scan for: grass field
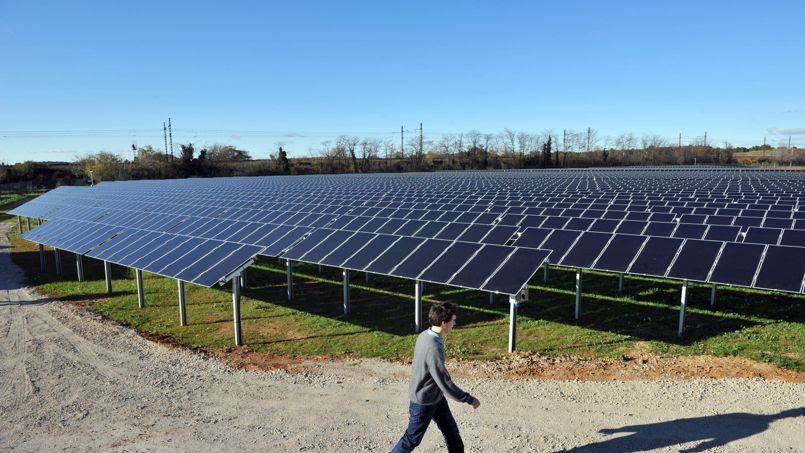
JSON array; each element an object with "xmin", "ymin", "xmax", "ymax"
[{"xmin": 7, "ymin": 211, "xmax": 804, "ymax": 371}]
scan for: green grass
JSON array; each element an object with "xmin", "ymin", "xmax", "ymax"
[{"xmin": 9, "ymin": 229, "xmax": 804, "ymax": 371}]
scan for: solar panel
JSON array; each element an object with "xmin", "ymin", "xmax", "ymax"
[
  {"xmin": 779, "ymin": 229, "xmax": 805, "ymax": 247},
  {"xmin": 448, "ymin": 244, "xmax": 513, "ymax": 288},
  {"xmin": 513, "ymin": 227, "xmax": 551, "ymax": 248},
  {"xmin": 319, "ymin": 232, "xmax": 376, "ymax": 267},
  {"xmin": 364, "ymin": 236, "xmax": 426, "ymax": 274},
  {"xmin": 389, "ymin": 238, "xmax": 453, "ymax": 279},
  {"xmin": 628, "ymin": 236, "xmax": 684, "ymax": 277},
  {"xmin": 752, "ymin": 245, "xmax": 805, "ymax": 293},
  {"xmin": 418, "ymin": 241, "xmax": 483, "ymax": 283},
  {"xmin": 672, "ymin": 223, "xmax": 707, "ymax": 239},
  {"xmin": 342, "ymin": 234, "xmax": 400, "ymax": 270},
  {"xmin": 704, "ymin": 225, "xmax": 740, "ymax": 241},
  {"xmin": 559, "ymin": 231, "xmax": 612, "ymax": 268},
  {"xmin": 539, "ymin": 229, "xmax": 582, "ymax": 263},
  {"xmin": 591, "ymin": 234, "xmax": 647, "ymax": 272},
  {"xmin": 743, "ymin": 227, "xmax": 782, "ymax": 245},
  {"xmin": 708, "ymin": 242, "xmax": 765, "ymax": 287},
  {"xmin": 666, "ymin": 239, "xmax": 723, "ymax": 282},
  {"xmin": 482, "ymin": 247, "xmax": 552, "ymax": 294}
]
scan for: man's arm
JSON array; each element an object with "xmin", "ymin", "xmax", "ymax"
[{"xmin": 425, "ymin": 343, "xmax": 477, "ymax": 405}]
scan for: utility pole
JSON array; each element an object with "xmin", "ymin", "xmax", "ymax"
[
  {"xmin": 789, "ymin": 136, "xmax": 792, "ymax": 151},
  {"xmin": 678, "ymin": 133, "xmax": 682, "ymax": 148},
  {"xmin": 168, "ymin": 117, "xmax": 174, "ymax": 161},
  {"xmin": 586, "ymin": 127, "xmax": 591, "ymax": 152},
  {"xmin": 419, "ymin": 122, "xmax": 423, "ymax": 158},
  {"xmin": 400, "ymin": 125, "xmax": 404, "ymax": 160},
  {"xmin": 704, "ymin": 131, "xmax": 707, "ymax": 147},
  {"xmin": 163, "ymin": 122, "xmax": 169, "ymax": 161}
]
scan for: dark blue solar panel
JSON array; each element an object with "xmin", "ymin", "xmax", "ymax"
[
  {"xmin": 513, "ymin": 227, "xmax": 551, "ymax": 248},
  {"xmin": 743, "ymin": 227, "xmax": 782, "ymax": 245},
  {"xmin": 103, "ymin": 231, "xmax": 163, "ymax": 263},
  {"xmin": 540, "ymin": 229, "xmax": 582, "ymax": 263},
  {"xmin": 704, "ymin": 225, "xmax": 740, "ymax": 242},
  {"xmin": 481, "ymin": 225, "xmax": 518, "ymax": 244},
  {"xmin": 589, "ymin": 219, "xmax": 619, "ymax": 233},
  {"xmin": 457, "ymin": 224, "xmax": 492, "ymax": 242},
  {"xmin": 448, "ymin": 244, "xmax": 512, "ymax": 288},
  {"xmin": 389, "ymin": 238, "xmax": 453, "ymax": 279},
  {"xmin": 672, "ymin": 223, "xmax": 707, "ymax": 239},
  {"xmin": 375, "ymin": 218, "xmax": 406, "ymax": 234},
  {"xmin": 414, "ymin": 221, "xmax": 448, "ymax": 238},
  {"xmin": 666, "ymin": 239, "xmax": 722, "ymax": 282},
  {"xmin": 357, "ymin": 217, "xmax": 390, "ymax": 232},
  {"xmin": 239, "ymin": 223, "xmax": 280, "ymax": 245},
  {"xmin": 434, "ymin": 222, "xmax": 469, "ymax": 240},
  {"xmin": 117, "ymin": 233, "xmax": 173, "ymax": 266},
  {"xmin": 262, "ymin": 227, "xmax": 312, "ymax": 256},
  {"xmin": 87, "ymin": 229, "xmax": 142, "ymax": 261},
  {"xmin": 319, "ymin": 232, "xmax": 376, "ymax": 267},
  {"xmin": 297, "ymin": 230, "xmax": 355, "ymax": 263},
  {"xmin": 708, "ymin": 242, "xmax": 765, "ymax": 287},
  {"xmin": 753, "ymin": 245, "xmax": 805, "ymax": 293},
  {"xmin": 762, "ymin": 218, "xmax": 794, "ymax": 229},
  {"xmin": 628, "ymin": 236, "xmax": 683, "ymax": 277},
  {"xmin": 565, "ymin": 217, "xmax": 595, "ymax": 231},
  {"xmin": 644, "ymin": 222, "xmax": 676, "ymax": 237},
  {"xmin": 191, "ymin": 244, "xmax": 262, "ymax": 286},
  {"xmin": 342, "ymin": 234, "xmax": 400, "ymax": 270},
  {"xmin": 129, "ymin": 235, "xmax": 192, "ymax": 269},
  {"xmin": 283, "ymin": 228, "xmax": 336, "ymax": 260},
  {"xmin": 592, "ymin": 234, "xmax": 646, "ymax": 272},
  {"xmin": 364, "ymin": 236, "xmax": 426, "ymax": 274},
  {"xmin": 419, "ymin": 241, "xmax": 483, "ymax": 283},
  {"xmin": 395, "ymin": 220, "xmax": 427, "ymax": 236},
  {"xmin": 542, "ymin": 216, "xmax": 570, "ymax": 229},
  {"xmin": 559, "ymin": 231, "xmax": 612, "ymax": 268},
  {"xmin": 615, "ymin": 220, "xmax": 647, "ymax": 234},
  {"xmin": 780, "ymin": 229, "xmax": 805, "ymax": 247},
  {"xmin": 174, "ymin": 241, "xmax": 241, "ymax": 282},
  {"xmin": 482, "ymin": 248, "xmax": 552, "ymax": 295},
  {"xmin": 519, "ymin": 215, "xmax": 546, "ymax": 227},
  {"xmin": 156, "ymin": 239, "xmax": 220, "ymax": 276}
]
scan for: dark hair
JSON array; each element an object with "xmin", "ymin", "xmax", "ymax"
[{"xmin": 428, "ymin": 302, "xmax": 458, "ymax": 327}]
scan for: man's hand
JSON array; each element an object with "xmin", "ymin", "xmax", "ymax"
[{"xmin": 471, "ymin": 398, "xmax": 480, "ymax": 409}]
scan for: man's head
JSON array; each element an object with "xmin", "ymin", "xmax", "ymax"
[{"xmin": 428, "ymin": 302, "xmax": 458, "ymax": 334}]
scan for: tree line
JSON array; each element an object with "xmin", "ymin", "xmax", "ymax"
[{"xmin": 1, "ymin": 130, "xmax": 802, "ymax": 188}]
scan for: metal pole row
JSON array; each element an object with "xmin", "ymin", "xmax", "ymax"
[
  {"xmin": 343, "ymin": 269, "xmax": 350, "ymax": 315},
  {"xmin": 136, "ymin": 269, "xmax": 145, "ymax": 308}
]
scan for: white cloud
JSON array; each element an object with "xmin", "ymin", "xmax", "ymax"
[{"xmin": 767, "ymin": 127, "xmax": 805, "ymax": 135}]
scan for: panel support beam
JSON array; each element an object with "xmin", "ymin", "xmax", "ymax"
[
  {"xmin": 232, "ymin": 276, "xmax": 243, "ymax": 346},
  {"xmin": 104, "ymin": 261, "xmax": 112, "ymax": 294},
  {"xmin": 710, "ymin": 283, "xmax": 717, "ymax": 307},
  {"xmin": 38, "ymin": 244, "xmax": 45, "ymax": 272},
  {"xmin": 678, "ymin": 279, "xmax": 688, "ymax": 337},
  {"xmin": 414, "ymin": 280, "xmax": 423, "ymax": 333},
  {"xmin": 343, "ymin": 269, "xmax": 350, "ymax": 316},
  {"xmin": 575, "ymin": 268, "xmax": 582, "ymax": 320},
  {"xmin": 17, "ymin": 216, "xmax": 23, "ymax": 234},
  {"xmin": 508, "ymin": 296, "xmax": 519, "ymax": 353},
  {"xmin": 54, "ymin": 248, "xmax": 62, "ymax": 275},
  {"xmin": 75, "ymin": 254, "xmax": 84, "ymax": 282},
  {"xmin": 178, "ymin": 280, "xmax": 187, "ymax": 326},
  {"xmin": 136, "ymin": 269, "xmax": 145, "ymax": 308},
  {"xmin": 618, "ymin": 273, "xmax": 624, "ymax": 292},
  {"xmin": 286, "ymin": 259, "xmax": 294, "ymax": 301}
]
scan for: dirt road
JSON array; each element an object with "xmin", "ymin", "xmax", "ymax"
[{"xmin": 1, "ymin": 223, "xmax": 803, "ymax": 452}]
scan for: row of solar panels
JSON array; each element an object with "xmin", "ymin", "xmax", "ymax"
[{"xmin": 21, "ymin": 217, "xmax": 550, "ymax": 295}]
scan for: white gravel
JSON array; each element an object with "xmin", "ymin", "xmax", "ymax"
[{"xmin": 1, "ymin": 223, "xmax": 803, "ymax": 452}]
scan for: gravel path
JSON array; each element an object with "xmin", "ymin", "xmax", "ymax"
[{"xmin": 1, "ymin": 223, "xmax": 804, "ymax": 452}]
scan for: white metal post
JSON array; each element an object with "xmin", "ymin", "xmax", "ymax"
[
  {"xmin": 508, "ymin": 296, "xmax": 519, "ymax": 353},
  {"xmin": 365, "ymin": 272, "xmax": 370, "ymax": 283},
  {"xmin": 489, "ymin": 292, "xmax": 494, "ymax": 305},
  {"xmin": 17, "ymin": 216, "xmax": 23, "ymax": 233},
  {"xmin": 104, "ymin": 261, "xmax": 112, "ymax": 294},
  {"xmin": 54, "ymin": 248, "xmax": 62, "ymax": 275},
  {"xmin": 710, "ymin": 283, "xmax": 716, "ymax": 307},
  {"xmin": 575, "ymin": 268, "xmax": 582, "ymax": 320},
  {"xmin": 544, "ymin": 263, "xmax": 549, "ymax": 282},
  {"xmin": 618, "ymin": 273, "xmax": 624, "ymax": 292},
  {"xmin": 343, "ymin": 269, "xmax": 351, "ymax": 315},
  {"xmin": 415, "ymin": 280, "xmax": 423, "ymax": 333},
  {"xmin": 232, "ymin": 277, "xmax": 242, "ymax": 346},
  {"xmin": 239, "ymin": 268, "xmax": 247, "ymax": 288},
  {"xmin": 286, "ymin": 260, "xmax": 294, "ymax": 301},
  {"xmin": 75, "ymin": 254, "xmax": 84, "ymax": 282},
  {"xmin": 178, "ymin": 280, "xmax": 187, "ymax": 326},
  {"xmin": 38, "ymin": 244, "xmax": 45, "ymax": 272},
  {"xmin": 136, "ymin": 269, "xmax": 145, "ymax": 308},
  {"xmin": 26, "ymin": 217, "xmax": 31, "ymax": 232},
  {"xmin": 678, "ymin": 279, "xmax": 688, "ymax": 337}
]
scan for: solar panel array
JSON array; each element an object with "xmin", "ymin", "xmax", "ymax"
[{"xmin": 11, "ymin": 168, "xmax": 805, "ymax": 294}]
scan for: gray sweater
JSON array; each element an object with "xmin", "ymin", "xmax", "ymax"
[{"xmin": 408, "ymin": 329, "xmax": 476, "ymax": 406}]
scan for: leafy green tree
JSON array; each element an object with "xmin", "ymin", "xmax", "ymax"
[{"xmin": 207, "ymin": 144, "xmax": 251, "ymax": 161}]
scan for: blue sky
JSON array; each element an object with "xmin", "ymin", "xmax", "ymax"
[{"xmin": 1, "ymin": 0, "xmax": 804, "ymax": 163}]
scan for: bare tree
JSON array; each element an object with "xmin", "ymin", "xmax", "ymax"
[
  {"xmin": 516, "ymin": 132, "xmax": 533, "ymax": 166},
  {"xmin": 359, "ymin": 138, "xmax": 380, "ymax": 172},
  {"xmin": 641, "ymin": 134, "xmax": 668, "ymax": 149}
]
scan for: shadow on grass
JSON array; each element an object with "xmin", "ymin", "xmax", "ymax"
[{"xmin": 248, "ymin": 329, "xmax": 373, "ymax": 346}]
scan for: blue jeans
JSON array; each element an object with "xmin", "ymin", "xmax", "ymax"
[{"xmin": 392, "ymin": 398, "xmax": 464, "ymax": 453}]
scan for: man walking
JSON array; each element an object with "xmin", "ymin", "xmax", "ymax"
[{"xmin": 392, "ymin": 302, "xmax": 480, "ymax": 453}]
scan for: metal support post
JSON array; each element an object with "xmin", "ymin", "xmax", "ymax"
[
  {"xmin": 17, "ymin": 216, "xmax": 23, "ymax": 233},
  {"xmin": 544, "ymin": 263, "xmax": 549, "ymax": 282},
  {"xmin": 415, "ymin": 280, "xmax": 423, "ymax": 333},
  {"xmin": 318, "ymin": 264, "xmax": 322, "ymax": 273},
  {"xmin": 286, "ymin": 259, "xmax": 294, "ymax": 301},
  {"xmin": 136, "ymin": 269, "xmax": 145, "ymax": 308},
  {"xmin": 618, "ymin": 273, "xmax": 624, "ymax": 292},
  {"xmin": 54, "ymin": 248, "xmax": 62, "ymax": 275},
  {"xmin": 232, "ymin": 277, "xmax": 242, "ymax": 346},
  {"xmin": 104, "ymin": 261, "xmax": 112, "ymax": 294},
  {"xmin": 26, "ymin": 217, "xmax": 31, "ymax": 231},
  {"xmin": 75, "ymin": 254, "xmax": 84, "ymax": 282},
  {"xmin": 508, "ymin": 296, "xmax": 519, "ymax": 353},
  {"xmin": 365, "ymin": 272, "xmax": 370, "ymax": 283},
  {"xmin": 38, "ymin": 244, "xmax": 45, "ymax": 272},
  {"xmin": 678, "ymin": 279, "xmax": 688, "ymax": 337},
  {"xmin": 239, "ymin": 268, "xmax": 247, "ymax": 289},
  {"xmin": 343, "ymin": 269, "xmax": 351, "ymax": 315},
  {"xmin": 710, "ymin": 283, "xmax": 716, "ymax": 307},
  {"xmin": 178, "ymin": 280, "xmax": 187, "ymax": 326},
  {"xmin": 489, "ymin": 292, "xmax": 495, "ymax": 305},
  {"xmin": 575, "ymin": 268, "xmax": 582, "ymax": 320}
]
